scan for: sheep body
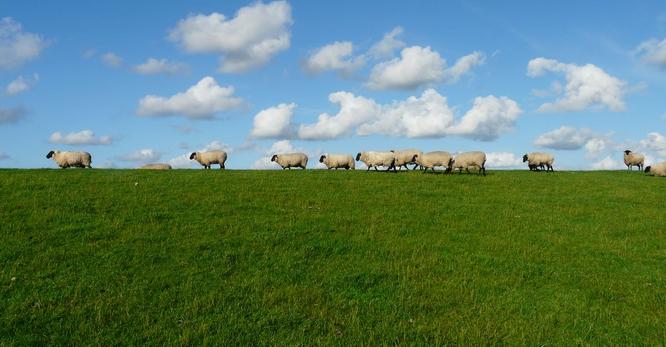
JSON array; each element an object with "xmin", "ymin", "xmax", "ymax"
[
  {"xmin": 319, "ymin": 154, "xmax": 355, "ymax": 170},
  {"xmin": 271, "ymin": 153, "xmax": 308, "ymax": 169},
  {"xmin": 523, "ymin": 152, "xmax": 554, "ymax": 172},
  {"xmin": 140, "ymin": 163, "xmax": 172, "ymax": 170},
  {"xmin": 645, "ymin": 162, "xmax": 666, "ymax": 177},
  {"xmin": 414, "ymin": 151, "xmax": 453, "ymax": 172},
  {"xmin": 190, "ymin": 151, "xmax": 227, "ymax": 169},
  {"xmin": 355, "ymin": 151, "xmax": 396, "ymax": 171},
  {"xmin": 451, "ymin": 151, "xmax": 486, "ymax": 175},
  {"xmin": 46, "ymin": 151, "xmax": 92, "ymax": 168},
  {"xmin": 391, "ymin": 149, "xmax": 422, "ymax": 170},
  {"xmin": 624, "ymin": 150, "xmax": 645, "ymax": 171}
]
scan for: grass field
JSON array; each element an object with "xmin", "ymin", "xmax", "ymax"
[{"xmin": 1, "ymin": 169, "xmax": 665, "ymax": 345}]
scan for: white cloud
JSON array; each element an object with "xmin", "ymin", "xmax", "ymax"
[
  {"xmin": 137, "ymin": 76, "xmax": 242, "ymax": 119},
  {"xmin": 133, "ymin": 58, "xmax": 189, "ymax": 75},
  {"xmin": 250, "ymin": 102, "xmax": 296, "ymax": 139},
  {"xmin": 446, "ymin": 95, "xmax": 521, "ymax": 141},
  {"xmin": 168, "ymin": 1, "xmax": 292, "ymax": 73},
  {"xmin": 442, "ymin": 51, "xmax": 486, "ymax": 83},
  {"xmin": 639, "ymin": 132, "xmax": 666, "ymax": 157},
  {"xmin": 101, "ymin": 52, "xmax": 123, "ymax": 67},
  {"xmin": 298, "ymin": 92, "xmax": 380, "ymax": 140},
  {"xmin": 591, "ymin": 156, "xmax": 623, "ymax": 170},
  {"xmin": 303, "ymin": 41, "xmax": 364, "ymax": 75},
  {"xmin": 367, "ymin": 46, "xmax": 485, "ymax": 90},
  {"xmin": 527, "ymin": 57, "xmax": 626, "ymax": 112},
  {"xmin": 486, "ymin": 152, "xmax": 523, "ymax": 168},
  {"xmin": 119, "ymin": 149, "xmax": 162, "ymax": 162},
  {"xmin": 0, "ymin": 106, "xmax": 27, "ymax": 124},
  {"xmin": 5, "ymin": 74, "xmax": 38, "ymax": 95},
  {"xmin": 534, "ymin": 126, "xmax": 613, "ymax": 157},
  {"xmin": 49, "ymin": 130, "xmax": 112, "ymax": 146},
  {"xmin": 635, "ymin": 38, "xmax": 666, "ymax": 68},
  {"xmin": 368, "ymin": 26, "xmax": 405, "ymax": 59},
  {"xmin": 202, "ymin": 140, "xmax": 233, "ymax": 152},
  {"xmin": 0, "ymin": 17, "xmax": 47, "ymax": 69},
  {"xmin": 367, "ymin": 46, "xmax": 445, "ymax": 90},
  {"xmin": 299, "ymin": 89, "xmax": 521, "ymax": 141}
]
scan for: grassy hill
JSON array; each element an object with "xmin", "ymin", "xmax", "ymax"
[{"xmin": 1, "ymin": 169, "xmax": 665, "ymax": 345}]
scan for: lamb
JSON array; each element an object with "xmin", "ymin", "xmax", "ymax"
[
  {"xmin": 451, "ymin": 151, "xmax": 486, "ymax": 176},
  {"xmin": 623, "ymin": 150, "xmax": 645, "ymax": 171},
  {"xmin": 355, "ymin": 151, "xmax": 396, "ymax": 172},
  {"xmin": 139, "ymin": 163, "xmax": 172, "ymax": 170},
  {"xmin": 190, "ymin": 151, "xmax": 227, "ymax": 169},
  {"xmin": 319, "ymin": 154, "xmax": 355, "ymax": 170},
  {"xmin": 46, "ymin": 150, "xmax": 92, "ymax": 168},
  {"xmin": 523, "ymin": 152, "xmax": 554, "ymax": 172},
  {"xmin": 271, "ymin": 153, "xmax": 308, "ymax": 169},
  {"xmin": 413, "ymin": 151, "xmax": 453, "ymax": 173},
  {"xmin": 391, "ymin": 149, "xmax": 422, "ymax": 170},
  {"xmin": 644, "ymin": 162, "xmax": 666, "ymax": 177}
]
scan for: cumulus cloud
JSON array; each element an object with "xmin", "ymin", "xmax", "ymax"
[
  {"xmin": 5, "ymin": 74, "xmax": 38, "ymax": 95},
  {"xmin": 486, "ymin": 152, "xmax": 524, "ymax": 168},
  {"xmin": 168, "ymin": 1, "xmax": 292, "ymax": 73},
  {"xmin": 0, "ymin": 17, "xmax": 48, "ymax": 69},
  {"xmin": 299, "ymin": 89, "xmax": 521, "ymax": 141},
  {"xmin": 368, "ymin": 26, "xmax": 405, "ymax": 59},
  {"xmin": 635, "ymin": 38, "xmax": 666, "ymax": 68},
  {"xmin": 49, "ymin": 130, "xmax": 113, "ymax": 146},
  {"xmin": 367, "ymin": 46, "xmax": 485, "ymax": 90},
  {"xmin": 527, "ymin": 57, "xmax": 626, "ymax": 112},
  {"xmin": 639, "ymin": 132, "xmax": 666, "ymax": 157},
  {"xmin": 442, "ymin": 51, "xmax": 486, "ymax": 83},
  {"xmin": 119, "ymin": 149, "xmax": 162, "ymax": 162},
  {"xmin": 137, "ymin": 76, "xmax": 242, "ymax": 119},
  {"xmin": 303, "ymin": 41, "xmax": 364, "ymax": 75},
  {"xmin": 101, "ymin": 52, "xmax": 123, "ymax": 67},
  {"xmin": 367, "ymin": 46, "xmax": 445, "ymax": 90},
  {"xmin": 534, "ymin": 126, "xmax": 598, "ymax": 150},
  {"xmin": 0, "ymin": 106, "xmax": 27, "ymax": 124},
  {"xmin": 133, "ymin": 58, "xmax": 189, "ymax": 75},
  {"xmin": 591, "ymin": 156, "xmax": 623, "ymax": 170},
  {"xmin": 250, "ymin": 102, "xmax": 296, "ymax": 139}
]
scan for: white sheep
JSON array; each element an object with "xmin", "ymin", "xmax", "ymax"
[
  {"xmin": 644, "ymin": 162, "xmax": 666, "ymax": 177},
  {"xmin": 413, "ymin": 151, "xmax": 453, "ymax": 173},
  {"xmin": 355, "ymin": 151, "xmax": 396, "ymax": 172},
  {"xmin": 190, "ymin": 151, "xmax": 227, "ymax": 169},
  {"xmin": 522, "ymin": 152, "xmax": 554, "ymax": 172},
  {"xmin": 451, "ymin": 151, "xmax": 487, "ymax": 176},
  {"xmin": 624, "ymin": 150, "xmax": 645, "ymax": 171},
  {"xmin": 139, "ymin": 163, "xmax": 172, "ymax": 170},
  {"xmin": 271, "ymin": 153, "xmax": 308, "ymax": 169},
  {"xmin": 391, "ymin": 149, "xmax": 422, "ymax": 170},
  {"xmin": 46, "ymin": 150, "xmax": 92, "ymax": 168},
  {"xmin": 319, "ymin": 154, "xmax": 355, "ymax": 170}
]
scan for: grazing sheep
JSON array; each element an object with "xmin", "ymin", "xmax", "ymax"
[
  {"xmin": 190, "ymin": 151, "xmax": 227, "ymax": 169},
  {"xmin": 139, "ymin": 163, "xmax": 172, "ymax": 170},
  {"xmin": 644, "ymin": 162, "xmax": 666, "ymax": 177},
  {"xmin": 319, "ymin": 154, "xmax": 355, "ymax": 170},
  {"xmin": 271, "ymin": 153, "xmax": 308, "ymax": 169},
  {"xmin": 451, "ymin": 151, "xmax": 486, "ymax": 176},
  {"xmin": 46, "ymin": 150, "xmax": 92, "ymax": 168},
  {"xmin": 413, "ymin": 151, "xmax": 453, "ymax": 173},
  {"xmin": 355, "ymin": 151, "xmax": 396, "ymax": 172},
  {"xmin": 623, "ymin": 150, "xmax": 645, "ymax": 171},
  {"xmin": 523, "ymin": 152, "xmax": 554, "ymax": 172},
  {"xmin": 391, "ymin": 149, "xmax": 422, "ymax": 170}
]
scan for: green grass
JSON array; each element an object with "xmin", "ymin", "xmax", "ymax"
[{"xmin": 1, "ymin": 169, "xmax": 665, "ymax": 345}]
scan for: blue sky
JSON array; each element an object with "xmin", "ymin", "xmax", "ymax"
[{"xmin": 1, "ymin": 0, "xmax": 665, "ymax": 169}]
